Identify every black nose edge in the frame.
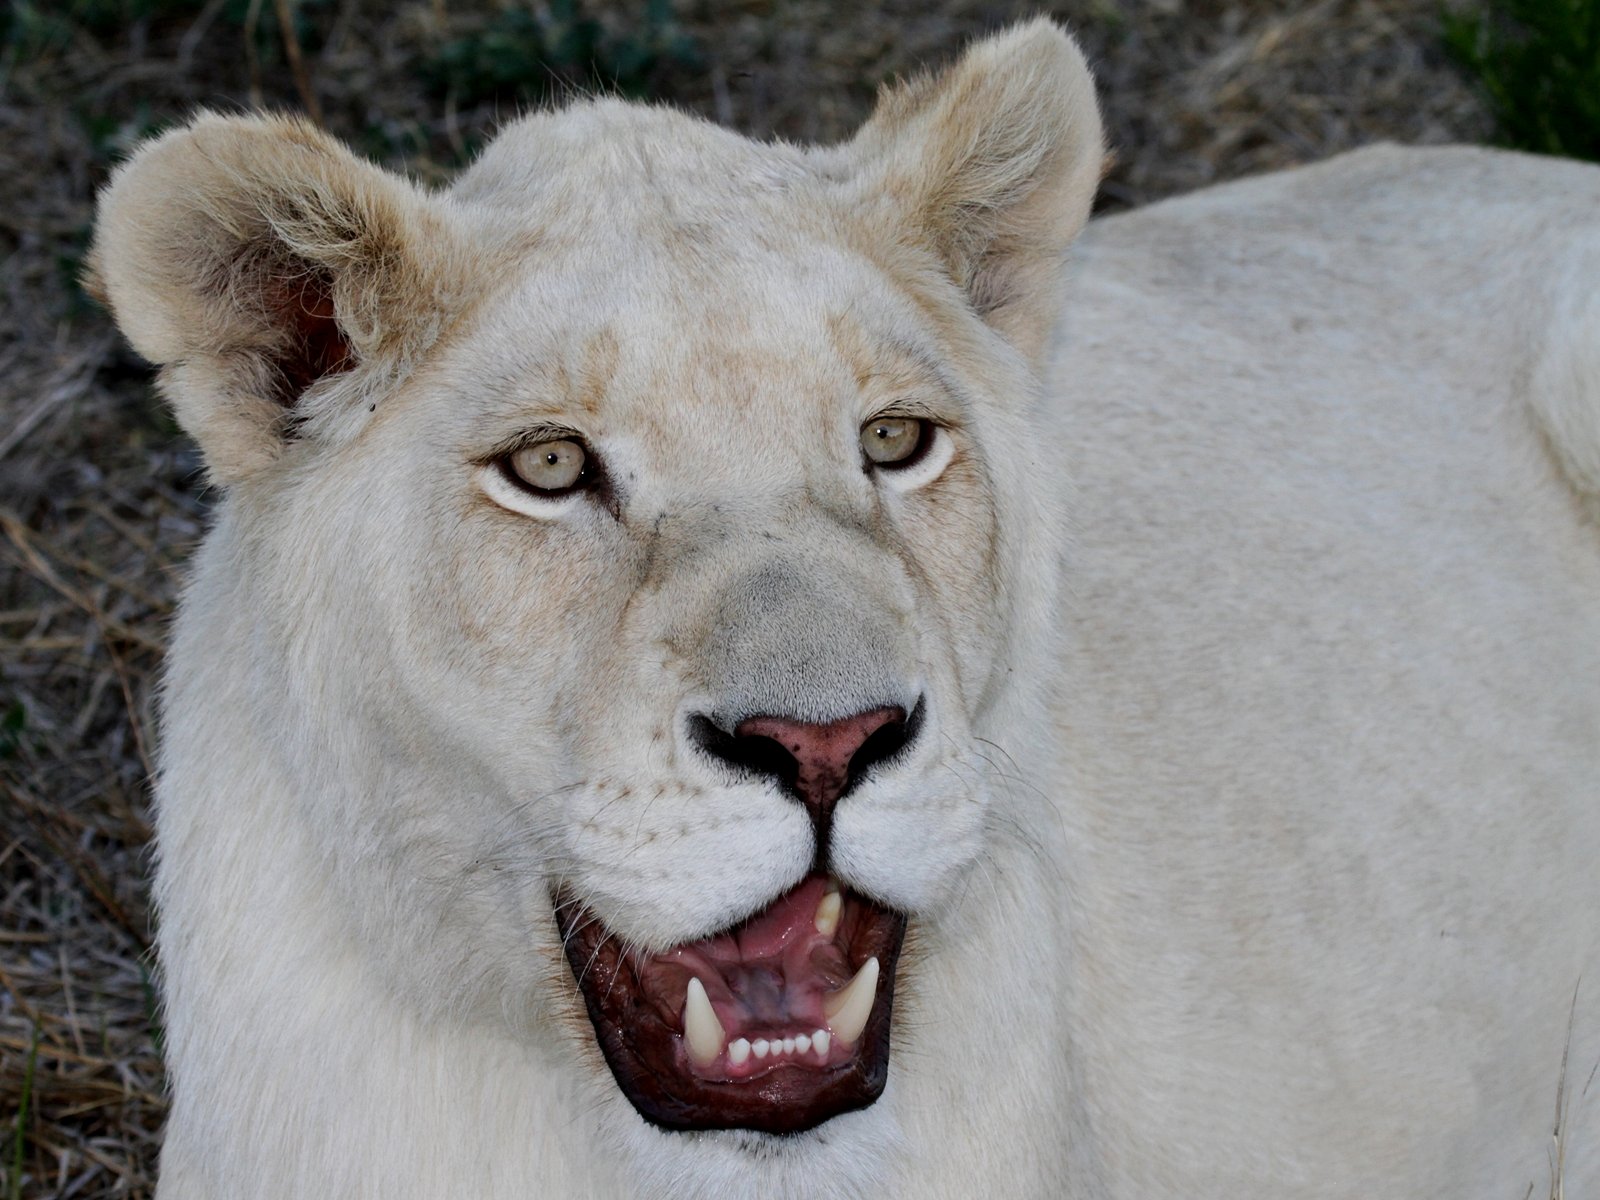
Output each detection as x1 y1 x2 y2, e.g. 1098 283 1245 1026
686 713 799 792
686 696 926 804
843 697 924 794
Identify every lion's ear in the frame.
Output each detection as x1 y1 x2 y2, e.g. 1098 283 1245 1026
87 112 465 484
839 19 1105 365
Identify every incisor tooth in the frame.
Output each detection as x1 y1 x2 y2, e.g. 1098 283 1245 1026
823 956 880 1046
812 1029 831 1056
728 1038 751 1066
815 887 842 937
683 977 724 1067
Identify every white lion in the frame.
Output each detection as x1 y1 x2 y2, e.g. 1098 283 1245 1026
88 19 1600 1199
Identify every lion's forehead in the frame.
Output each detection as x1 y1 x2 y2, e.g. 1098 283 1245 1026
421 239 959 466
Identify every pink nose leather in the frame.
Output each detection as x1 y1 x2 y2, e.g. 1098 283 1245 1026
734 706 905 816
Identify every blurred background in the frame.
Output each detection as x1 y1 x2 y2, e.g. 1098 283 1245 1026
0 0 1585 1193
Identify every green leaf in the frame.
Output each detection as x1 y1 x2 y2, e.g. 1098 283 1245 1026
1444 0 1600 161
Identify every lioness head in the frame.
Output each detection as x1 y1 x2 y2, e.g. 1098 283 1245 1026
90 17 1102 1187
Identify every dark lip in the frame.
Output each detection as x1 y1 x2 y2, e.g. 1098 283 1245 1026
554 882 908 1134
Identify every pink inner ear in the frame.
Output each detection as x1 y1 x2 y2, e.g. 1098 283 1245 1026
265 272 355 406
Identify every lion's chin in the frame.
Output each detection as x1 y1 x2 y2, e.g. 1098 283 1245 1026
555 873 907 1134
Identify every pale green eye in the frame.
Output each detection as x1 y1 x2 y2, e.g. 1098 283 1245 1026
861 417 929 467
508 439 588 493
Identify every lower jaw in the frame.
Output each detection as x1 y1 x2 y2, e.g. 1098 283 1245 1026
555 888 908 1134
599 1023 898 1134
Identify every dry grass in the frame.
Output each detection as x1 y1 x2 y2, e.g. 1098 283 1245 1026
0 1 1488 1195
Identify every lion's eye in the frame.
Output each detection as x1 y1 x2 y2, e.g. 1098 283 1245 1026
506 439 589 494
861 417 930 468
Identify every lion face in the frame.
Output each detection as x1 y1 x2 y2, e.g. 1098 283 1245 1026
253 201 1039 1130
89 18 1102 1183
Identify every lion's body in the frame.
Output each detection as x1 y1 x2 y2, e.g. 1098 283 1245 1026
1044 144 1600 1196
89 24 1600 1200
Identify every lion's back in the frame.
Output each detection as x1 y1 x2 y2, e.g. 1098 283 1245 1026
1040 144 1600 1196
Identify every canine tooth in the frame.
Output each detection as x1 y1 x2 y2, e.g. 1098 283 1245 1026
812 1029 830 1056
823 956 880 1046
728 1038 750 1066
815 887 842 937
795 1033 811 1053
753 1038 770 1059
783 1037 796 1055
683 977 724 1067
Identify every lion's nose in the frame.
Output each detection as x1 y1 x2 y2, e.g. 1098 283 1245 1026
690 701 921 840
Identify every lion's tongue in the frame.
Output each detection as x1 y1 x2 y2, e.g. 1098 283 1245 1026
638 875 874 1074
717 873 833 960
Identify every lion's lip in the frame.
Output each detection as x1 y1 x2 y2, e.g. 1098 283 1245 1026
554 874 907 1133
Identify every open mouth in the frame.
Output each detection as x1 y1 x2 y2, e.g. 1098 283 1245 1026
555 873 908 1133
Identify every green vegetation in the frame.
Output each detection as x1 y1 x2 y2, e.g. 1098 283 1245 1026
6 1025 39 1200
2 0 200 63
4 0 147 42
2 0 700 170
139 957 165 1057
1445 0 1600 160
0 702 24 760
424 0 700 107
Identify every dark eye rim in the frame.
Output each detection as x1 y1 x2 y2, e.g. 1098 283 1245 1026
861 415 938 473
494 437 601 499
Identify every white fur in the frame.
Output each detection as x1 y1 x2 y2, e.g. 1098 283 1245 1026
87 22 1600 1200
